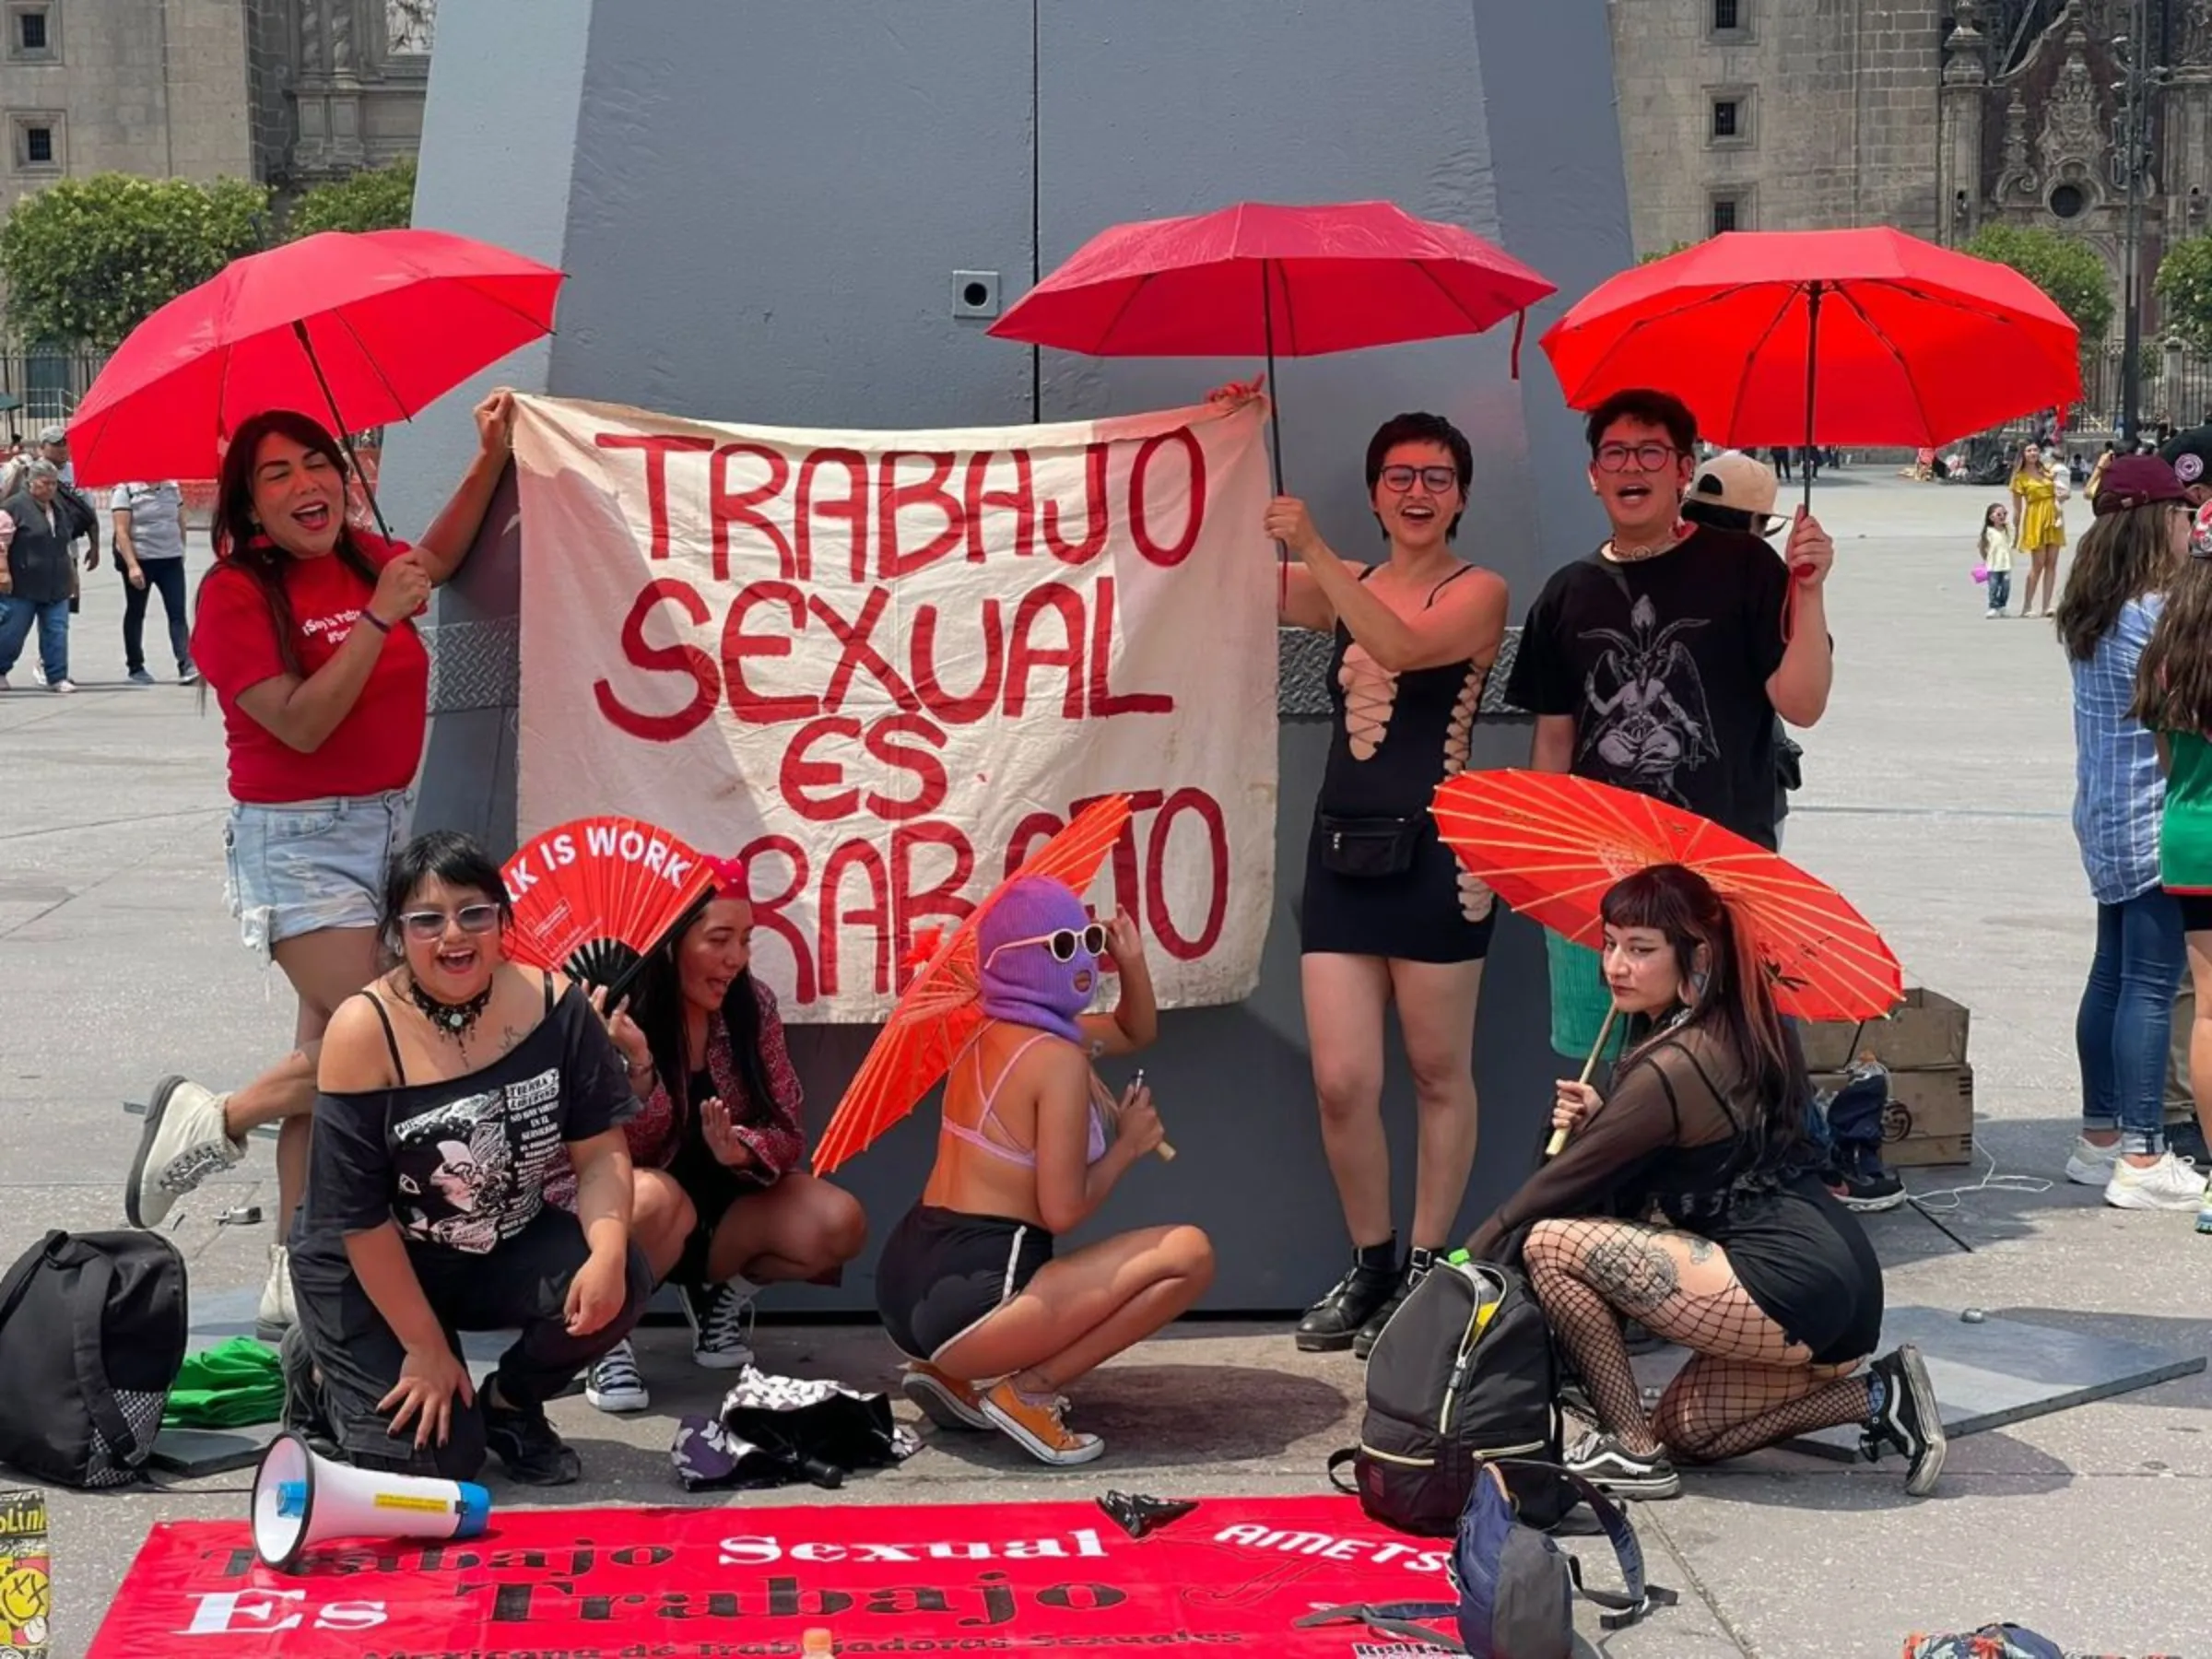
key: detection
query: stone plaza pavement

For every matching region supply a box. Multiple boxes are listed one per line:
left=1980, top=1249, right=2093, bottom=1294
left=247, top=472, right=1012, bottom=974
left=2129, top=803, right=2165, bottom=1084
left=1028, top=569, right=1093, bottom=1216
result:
left=2, top=472, right=2207, bottom=1656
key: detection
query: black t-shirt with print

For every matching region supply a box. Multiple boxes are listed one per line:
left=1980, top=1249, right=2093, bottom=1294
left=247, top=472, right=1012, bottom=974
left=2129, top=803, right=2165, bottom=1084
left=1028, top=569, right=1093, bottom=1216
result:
left=1506, top=525, right=1793, bottom=848
left=298, top=982, right=637, bottom=1259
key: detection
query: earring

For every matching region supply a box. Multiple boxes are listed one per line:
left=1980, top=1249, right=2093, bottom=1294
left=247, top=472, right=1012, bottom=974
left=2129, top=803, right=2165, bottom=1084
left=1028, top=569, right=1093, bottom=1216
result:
left=1688, top=970, right=1710, bottom=1001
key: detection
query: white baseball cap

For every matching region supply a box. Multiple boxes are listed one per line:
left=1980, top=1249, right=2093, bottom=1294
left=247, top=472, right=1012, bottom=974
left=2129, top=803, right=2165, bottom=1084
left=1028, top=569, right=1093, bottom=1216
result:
left=1688, top=450, right=1786, bottom=535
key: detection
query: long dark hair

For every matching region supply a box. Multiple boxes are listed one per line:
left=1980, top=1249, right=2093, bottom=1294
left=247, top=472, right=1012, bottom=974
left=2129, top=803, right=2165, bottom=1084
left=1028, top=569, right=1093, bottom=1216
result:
left=2055, top=503, right=2174, bottom=663
left=379, top=830, right=513, bottom=962
left=1983, top=502, right=2006, bottom=532
left=2132, top=542, right=2212, bottom=735
left=1600, top=865, right=1804, bottom=1174
left=628, top=904, right=776, bottom=1128
left=199, top=409, right=382, bottom=676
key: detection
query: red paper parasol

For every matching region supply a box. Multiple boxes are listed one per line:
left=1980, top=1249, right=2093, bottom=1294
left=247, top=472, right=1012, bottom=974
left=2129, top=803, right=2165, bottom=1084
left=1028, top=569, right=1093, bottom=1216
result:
left=813, top=797, right=1133, bottom=1175
left=1430, top=769, right=1901, bottom=1021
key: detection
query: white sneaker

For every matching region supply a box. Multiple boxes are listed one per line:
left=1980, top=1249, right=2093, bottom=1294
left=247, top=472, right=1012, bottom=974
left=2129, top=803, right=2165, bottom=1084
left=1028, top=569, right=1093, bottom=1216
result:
left=2103, top=1152, right=2209, bottom=1212
left=29, top=660, right=44, bottom=685
left=258, top=1244, right=298, bottom=1339
left=2065, top=1135, right=2121, bottom=1186
left=49, top=677, right=74, bottom=694
left=584, top=1339, right=650, bottom=1412
left=125, top=1077, right=245, bottom=1228
left=681, top=1279, right=757, bottom=1370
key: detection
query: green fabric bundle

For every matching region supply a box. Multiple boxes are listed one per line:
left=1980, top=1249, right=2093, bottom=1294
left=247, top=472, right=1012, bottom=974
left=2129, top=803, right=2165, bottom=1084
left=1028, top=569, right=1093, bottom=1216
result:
left=161, top=1337, right=285, bottom=1430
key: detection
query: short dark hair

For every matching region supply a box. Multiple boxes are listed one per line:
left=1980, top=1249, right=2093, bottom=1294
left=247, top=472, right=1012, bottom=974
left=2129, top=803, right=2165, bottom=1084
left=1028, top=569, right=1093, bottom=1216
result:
left=1364, top=412, right=1474, bottom=539
left=1584, top=389, right=1697, bottom=459
left=380, top=830, right=512, bottom=950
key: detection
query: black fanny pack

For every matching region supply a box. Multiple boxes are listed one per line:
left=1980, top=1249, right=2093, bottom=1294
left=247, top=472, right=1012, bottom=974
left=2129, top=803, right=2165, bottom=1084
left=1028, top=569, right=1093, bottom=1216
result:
left=1318, top=812, right=1422, bottom=877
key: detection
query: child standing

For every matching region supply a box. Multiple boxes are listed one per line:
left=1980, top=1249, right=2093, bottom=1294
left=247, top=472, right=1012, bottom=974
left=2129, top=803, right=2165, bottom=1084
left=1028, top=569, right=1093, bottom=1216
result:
left=1980, top=503, right=2015, bottom=618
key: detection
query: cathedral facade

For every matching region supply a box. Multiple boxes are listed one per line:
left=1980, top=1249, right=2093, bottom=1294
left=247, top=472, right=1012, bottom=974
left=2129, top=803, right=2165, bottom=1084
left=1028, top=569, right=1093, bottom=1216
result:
left=1614, top=0, right=2212, bottom=341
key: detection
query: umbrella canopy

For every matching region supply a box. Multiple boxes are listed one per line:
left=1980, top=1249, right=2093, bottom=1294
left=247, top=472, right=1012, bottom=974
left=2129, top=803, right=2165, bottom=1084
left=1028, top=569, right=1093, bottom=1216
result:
left=1430, top=769, right=1902, bottom=1021
left=68, top=228, right=563, bottom=487
left=990, top=199, right=1555, bottom=359
left=812, top=796, right=1133, bottom=1174
left=1539, top=228, right=2080, bottom=454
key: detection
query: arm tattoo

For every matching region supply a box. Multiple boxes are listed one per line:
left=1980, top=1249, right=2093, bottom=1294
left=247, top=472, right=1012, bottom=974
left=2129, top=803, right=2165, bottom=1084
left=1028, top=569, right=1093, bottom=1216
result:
left=1687, top=1236, right=1714, bottom=1265
left=1581, top=1232, right=1681, bottom=1314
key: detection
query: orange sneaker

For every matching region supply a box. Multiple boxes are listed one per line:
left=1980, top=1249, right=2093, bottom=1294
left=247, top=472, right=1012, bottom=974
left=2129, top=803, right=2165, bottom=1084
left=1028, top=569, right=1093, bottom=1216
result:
left=981, top=1381, right=1103, bottom=1465
left=900, top=1361, right=990, bottom=1431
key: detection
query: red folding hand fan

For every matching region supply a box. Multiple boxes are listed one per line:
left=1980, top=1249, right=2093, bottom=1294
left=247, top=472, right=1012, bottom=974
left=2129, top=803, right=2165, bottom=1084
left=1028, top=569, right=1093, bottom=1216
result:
left=501, top=816, right=719, bottom=994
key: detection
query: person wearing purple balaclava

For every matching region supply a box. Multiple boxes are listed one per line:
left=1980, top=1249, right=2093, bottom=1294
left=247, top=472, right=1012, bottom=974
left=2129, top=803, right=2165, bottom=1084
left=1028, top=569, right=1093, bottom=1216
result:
left=875, top=876, right=1215, bottom=1465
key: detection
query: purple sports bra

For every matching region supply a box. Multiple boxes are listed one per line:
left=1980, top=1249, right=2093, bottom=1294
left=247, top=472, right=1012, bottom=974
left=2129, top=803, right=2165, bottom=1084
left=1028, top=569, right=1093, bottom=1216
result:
left=940, top=1027, right=1109, bottom=1169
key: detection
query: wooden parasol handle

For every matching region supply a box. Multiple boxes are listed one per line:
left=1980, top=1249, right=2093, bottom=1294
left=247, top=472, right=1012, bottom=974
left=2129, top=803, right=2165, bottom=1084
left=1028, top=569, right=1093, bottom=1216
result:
left=1545, top=1004, right=1618, bottom=1159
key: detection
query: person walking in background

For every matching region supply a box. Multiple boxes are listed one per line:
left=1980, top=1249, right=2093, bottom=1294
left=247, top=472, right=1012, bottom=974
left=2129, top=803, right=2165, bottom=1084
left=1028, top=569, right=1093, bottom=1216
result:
left=1979, top=503, right=2015, bottom=618
left=1770, top=444, right=1794, bottom=483
left=0, top=461, right=79, bottom=692
left=2013, top=441, right=2067, bottom=618
left=2053, top=456, right=2203, bottom=1211
left=2129, top=497, right=2212, bottom=1232
left=112, top=480, right=197, bottom=686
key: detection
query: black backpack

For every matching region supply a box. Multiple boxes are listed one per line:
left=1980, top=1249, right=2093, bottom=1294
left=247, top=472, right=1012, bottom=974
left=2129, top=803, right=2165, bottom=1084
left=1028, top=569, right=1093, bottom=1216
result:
left=1330, top=1256, right=1568, bottom=1535
left=0, top=1230, right=186, bottom=1488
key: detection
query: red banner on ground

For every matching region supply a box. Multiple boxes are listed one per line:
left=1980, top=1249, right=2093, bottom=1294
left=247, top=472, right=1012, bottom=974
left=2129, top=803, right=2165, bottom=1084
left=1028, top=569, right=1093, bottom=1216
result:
left=93, top=1494, right=1459, bottom=1657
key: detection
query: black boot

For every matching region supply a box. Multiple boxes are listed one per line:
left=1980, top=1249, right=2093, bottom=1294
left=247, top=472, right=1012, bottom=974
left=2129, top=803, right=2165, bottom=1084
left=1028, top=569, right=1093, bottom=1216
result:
left=1351, top=1247, right=1438, bottom=1359
left=1295, top=1252, right=1401, bottom=1353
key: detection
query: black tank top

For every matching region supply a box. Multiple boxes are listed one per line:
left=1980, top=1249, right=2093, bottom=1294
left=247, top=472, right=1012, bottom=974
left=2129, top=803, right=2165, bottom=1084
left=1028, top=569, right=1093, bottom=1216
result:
left=1316, top=563, right=1489, bottom=818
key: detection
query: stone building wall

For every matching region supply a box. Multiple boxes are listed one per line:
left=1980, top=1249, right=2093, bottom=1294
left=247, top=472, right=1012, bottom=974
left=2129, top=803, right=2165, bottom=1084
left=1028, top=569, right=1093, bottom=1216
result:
left=0, top=0, right=257, bottom=215
left=1610, top=0, right=1946, bottom=253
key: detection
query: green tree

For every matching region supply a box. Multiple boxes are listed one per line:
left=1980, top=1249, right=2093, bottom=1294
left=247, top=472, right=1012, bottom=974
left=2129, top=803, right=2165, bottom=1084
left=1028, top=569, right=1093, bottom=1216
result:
left=2155, top=232, right=2212, bottom=353
left=1964, top=223, right=2114, bottom=340
left=1639, top=239, right=1700, bottom=265
left=286, top=158, right=417, bottom=241
left=0, top=172, right=271, bottom=347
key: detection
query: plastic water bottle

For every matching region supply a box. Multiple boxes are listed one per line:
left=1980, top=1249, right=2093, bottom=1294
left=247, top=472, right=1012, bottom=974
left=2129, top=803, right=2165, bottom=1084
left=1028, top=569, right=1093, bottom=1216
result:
left=801, top=1631, right=835, bottom=1657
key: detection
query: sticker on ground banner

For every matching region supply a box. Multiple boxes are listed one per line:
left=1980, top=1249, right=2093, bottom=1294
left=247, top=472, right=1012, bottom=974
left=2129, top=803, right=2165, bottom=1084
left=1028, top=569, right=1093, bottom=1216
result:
left=0, top=1489, right=52, bottom=1659
left=91, top=1495, right=1459, bottom=1655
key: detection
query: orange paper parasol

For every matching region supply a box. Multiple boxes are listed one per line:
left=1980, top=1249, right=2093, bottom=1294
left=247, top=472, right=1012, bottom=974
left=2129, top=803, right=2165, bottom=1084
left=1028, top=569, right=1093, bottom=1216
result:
left=1430, top=769, right=1901, bottom=1020
left=812, top=796, right=1134, bottom=1174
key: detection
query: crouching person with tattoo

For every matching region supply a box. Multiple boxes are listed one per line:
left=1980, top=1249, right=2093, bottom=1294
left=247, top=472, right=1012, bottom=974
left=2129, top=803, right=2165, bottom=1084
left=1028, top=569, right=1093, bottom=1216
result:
left=1463, top=865, right=1944, bottom=1501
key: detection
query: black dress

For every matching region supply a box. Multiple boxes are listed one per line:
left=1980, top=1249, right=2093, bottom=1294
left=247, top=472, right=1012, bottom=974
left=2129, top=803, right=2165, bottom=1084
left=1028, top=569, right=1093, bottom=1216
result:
left=1300, top=564, right=1498, bottom=963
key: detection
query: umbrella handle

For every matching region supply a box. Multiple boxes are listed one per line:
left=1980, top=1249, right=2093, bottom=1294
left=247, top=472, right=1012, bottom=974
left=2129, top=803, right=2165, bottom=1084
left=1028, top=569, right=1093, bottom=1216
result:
left=1544, top=1004, right=1618, bottom=1158
left=1155, top=1139, right=1178, bottom=1163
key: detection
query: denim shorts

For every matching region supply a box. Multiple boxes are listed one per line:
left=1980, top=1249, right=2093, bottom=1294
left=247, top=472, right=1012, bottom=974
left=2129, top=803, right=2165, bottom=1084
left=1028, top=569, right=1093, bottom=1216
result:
left=223, top=791, right=414, bottom=957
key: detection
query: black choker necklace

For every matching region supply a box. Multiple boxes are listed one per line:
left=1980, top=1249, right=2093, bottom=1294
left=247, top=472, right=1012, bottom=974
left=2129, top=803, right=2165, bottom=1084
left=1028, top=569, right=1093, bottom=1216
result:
left=403, top=975, right=493, bottom=1041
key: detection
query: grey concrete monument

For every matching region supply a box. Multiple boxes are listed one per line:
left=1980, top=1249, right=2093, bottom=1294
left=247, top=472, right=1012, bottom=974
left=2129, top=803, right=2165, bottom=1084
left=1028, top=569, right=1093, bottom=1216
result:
left=376, top=0, right=1635, bottom=1313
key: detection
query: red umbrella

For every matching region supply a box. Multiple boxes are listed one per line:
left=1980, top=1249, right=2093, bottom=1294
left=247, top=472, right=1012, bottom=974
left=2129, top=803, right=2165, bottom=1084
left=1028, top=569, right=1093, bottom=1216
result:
left=1539, top=228, right=2080, bottom=510
left=68, top=229, right=564, bottom=491
left=990, top=199, right=1555, bottom=487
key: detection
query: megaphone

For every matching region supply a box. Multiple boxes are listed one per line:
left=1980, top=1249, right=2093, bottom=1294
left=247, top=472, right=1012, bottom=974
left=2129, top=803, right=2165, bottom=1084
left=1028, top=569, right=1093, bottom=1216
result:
left=250, top=1431, right=491, bottom=1572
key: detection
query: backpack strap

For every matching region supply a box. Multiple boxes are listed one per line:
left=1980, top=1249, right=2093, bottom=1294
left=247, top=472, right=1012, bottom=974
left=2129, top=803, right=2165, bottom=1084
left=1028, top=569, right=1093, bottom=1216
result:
left=1292, top=1604, right=1465, bottom=1652
left=0, top=1229, right=66, bottom=1336
left=1324, top=1447, right=1359, bottom=1494
left=64, top=1246, right=148, bottom=1472
left=1492, top=1459, right=1678, bottom=1630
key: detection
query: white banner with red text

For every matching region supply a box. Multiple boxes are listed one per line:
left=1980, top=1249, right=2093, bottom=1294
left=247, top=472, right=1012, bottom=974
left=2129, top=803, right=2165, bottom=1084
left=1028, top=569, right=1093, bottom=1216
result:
left=512, top=394, right=1278, bottom=1024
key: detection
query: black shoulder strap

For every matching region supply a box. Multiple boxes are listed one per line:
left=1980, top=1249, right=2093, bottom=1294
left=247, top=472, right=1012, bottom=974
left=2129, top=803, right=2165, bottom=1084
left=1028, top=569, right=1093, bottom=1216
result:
left=543, top=969, right=557, bottom=1015
left=1292, top=1604, right=1465, bottom=1652
left=0, top=1229, right=65, bottom=1332
left=67, top=1247, right=147, bottom=1470
left=1424, top=561, right=1478, bottom=608
left=356, top=990, right=406, bottom=1085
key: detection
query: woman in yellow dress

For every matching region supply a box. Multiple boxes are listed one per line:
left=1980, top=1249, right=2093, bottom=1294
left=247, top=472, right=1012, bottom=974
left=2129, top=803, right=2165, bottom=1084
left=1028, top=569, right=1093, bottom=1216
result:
left=2012, top=441, right=2067, bottom=618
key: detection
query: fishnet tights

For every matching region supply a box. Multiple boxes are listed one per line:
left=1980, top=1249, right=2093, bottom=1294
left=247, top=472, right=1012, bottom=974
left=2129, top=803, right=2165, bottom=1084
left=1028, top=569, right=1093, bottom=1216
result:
left=1524, top=1218, right=1874, bottom=1462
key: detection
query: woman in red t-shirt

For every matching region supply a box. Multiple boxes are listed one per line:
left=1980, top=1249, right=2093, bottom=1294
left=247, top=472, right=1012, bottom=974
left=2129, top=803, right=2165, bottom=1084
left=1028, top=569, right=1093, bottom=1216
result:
left=125, top=394, right=516, bottom=1338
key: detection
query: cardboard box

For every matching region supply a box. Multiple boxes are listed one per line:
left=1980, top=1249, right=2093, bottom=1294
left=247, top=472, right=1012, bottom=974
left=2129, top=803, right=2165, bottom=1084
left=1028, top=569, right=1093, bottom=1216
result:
left=1814, top=1064, right=1974, bottom=1169
left=1800, top=988, right=1971, bottom=1077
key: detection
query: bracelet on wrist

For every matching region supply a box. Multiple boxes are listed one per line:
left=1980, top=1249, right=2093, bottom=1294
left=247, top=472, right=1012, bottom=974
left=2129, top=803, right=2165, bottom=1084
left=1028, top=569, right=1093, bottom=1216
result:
left=359, top=608, right=394, bottom=635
